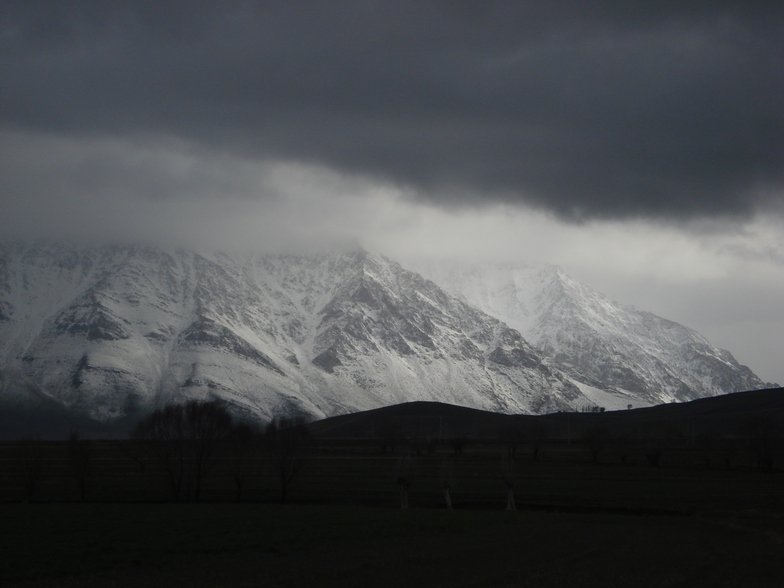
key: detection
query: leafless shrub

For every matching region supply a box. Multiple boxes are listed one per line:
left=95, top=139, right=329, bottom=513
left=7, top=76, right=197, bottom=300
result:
left=500, top=451, right=516, bottom=511
left=67, top=430, right=92, bottom=501
left=132, top=400, right=234, bottom=501
left=16, top=438, right=44, bottom=504
left=396, top=453, right=415, bottom=509
left=229, top=421, right=259, bottom=503
left=265, top=416, right=313, bottom=503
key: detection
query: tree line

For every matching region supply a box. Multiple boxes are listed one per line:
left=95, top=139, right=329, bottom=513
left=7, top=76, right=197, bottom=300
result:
left=9, top=400, right=312, bottom=504
left=129, top=400, right=313, bottom=503
left=5, top=404, right=782, bottom=507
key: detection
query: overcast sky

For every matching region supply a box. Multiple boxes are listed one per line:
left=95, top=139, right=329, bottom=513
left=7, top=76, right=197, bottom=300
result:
left=1, top=1, right=783, bottom=384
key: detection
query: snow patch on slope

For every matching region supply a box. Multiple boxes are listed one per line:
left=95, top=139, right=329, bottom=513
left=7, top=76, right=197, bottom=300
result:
left=409, top=259, right=763, bottom=405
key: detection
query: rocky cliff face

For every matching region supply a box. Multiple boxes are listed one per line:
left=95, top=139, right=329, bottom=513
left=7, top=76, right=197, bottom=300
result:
left=410, top=261, right=764, bottom=406
left=1, top=245, right=589, bottom=423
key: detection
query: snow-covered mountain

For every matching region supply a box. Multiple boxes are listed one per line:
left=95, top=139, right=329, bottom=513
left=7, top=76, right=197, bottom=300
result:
left=0, top=244, right=763, bottom=425
left=0, top=244, right=587, bottom=423
left=408, top=261, right=763, bottom=406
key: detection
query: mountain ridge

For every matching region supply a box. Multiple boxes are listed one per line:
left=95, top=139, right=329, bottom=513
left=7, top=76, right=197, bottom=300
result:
left=0, top=245, right=579, bottom=423
left=0, top=244, right=764, bottom=427
left=408, top=259, right=763, bottom=405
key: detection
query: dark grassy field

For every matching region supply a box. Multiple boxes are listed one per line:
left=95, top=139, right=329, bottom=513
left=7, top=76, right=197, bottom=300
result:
left=2, top=438, right=784, bottom=511
left=3, top=502, right=784, bottom=587
left=2, top=439, right=784, bottom=586
left=2, top=388, right=784, bottom=586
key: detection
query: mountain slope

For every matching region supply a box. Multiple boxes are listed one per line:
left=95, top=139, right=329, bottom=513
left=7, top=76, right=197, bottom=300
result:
left=409, top=261, right=763, bottom=405
left=1, top=245, right=586, bottom=423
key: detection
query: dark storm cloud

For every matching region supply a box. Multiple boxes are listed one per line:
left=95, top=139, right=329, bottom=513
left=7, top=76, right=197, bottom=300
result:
left=2, top=1, right=783, bottom=221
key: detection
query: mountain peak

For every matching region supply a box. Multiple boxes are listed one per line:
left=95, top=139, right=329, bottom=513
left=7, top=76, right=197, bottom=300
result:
left=0, top=243, right=764, bottom=425
left=0, top=244, right=582, bottom=422
left=413, top=259, right=763, bottom=405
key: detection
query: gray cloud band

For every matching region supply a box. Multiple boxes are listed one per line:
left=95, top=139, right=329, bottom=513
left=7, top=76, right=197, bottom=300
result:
left=2, top=1, right=782, bottom=221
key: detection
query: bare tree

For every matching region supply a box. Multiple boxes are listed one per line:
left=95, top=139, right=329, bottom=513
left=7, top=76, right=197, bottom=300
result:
left=449, top=436, right=466, bottom=456
left=440, top=457, right=456, bottom=510
left=581, top=426, right=610, bottom=463
left=396, top=453, right=415, bottom=509
left=133, top=404, right=188, bottom=501
left=614, top=430, right=632, bottom=465
left=500, top=451, right=517, bottom=511
left=265, top=416, right=312, bottom=503
left=740, top=416, right=780, bottom=471
left=229, top=421, right=258, bottom=503
left=16, top=437, right=44, bottom=504
left=499, top=423, right=521, bottom=459
left=378, top=421, right=402, bottom=454
left=183, top=400, right=234, bottom=501
left=132, top=400, right=234, bottom=501
left=67, top=430, right=92, bottom=502
left=641, top=420, right=682, bottom=467
left=527, top=422, right=548, bottom=462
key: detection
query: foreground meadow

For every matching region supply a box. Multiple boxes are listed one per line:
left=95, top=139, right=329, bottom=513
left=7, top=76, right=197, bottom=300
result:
left=3, top=502, right=784, bottom=587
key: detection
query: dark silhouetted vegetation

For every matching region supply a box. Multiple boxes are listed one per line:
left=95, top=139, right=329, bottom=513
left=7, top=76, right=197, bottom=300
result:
left=265, top=415, right=313, bottom=503
left=131, top=400, right=234, bottom=501
left=396, top=453, right=415, bottom=509
left=740, top=416, right=780, bottom=471
left=440, top=456, right=456, bottom=509
left=66, top=430, right=92, bottom=501
left=228, top=421, right=258, bottom=503
left=499, top=422, right=521, bottom=458
left=581, top=426, right=610, bottom=463
left=499, top=451, right=516, bottom=511
left=14, top=437, right=44, bottom=504
left=377, top=421, right=402, bottom=453
left=526, top=421, right=548, bottom=461
left=449, top=436, right=466, bottom=456
left=3, top=389, right=784, bottom=586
